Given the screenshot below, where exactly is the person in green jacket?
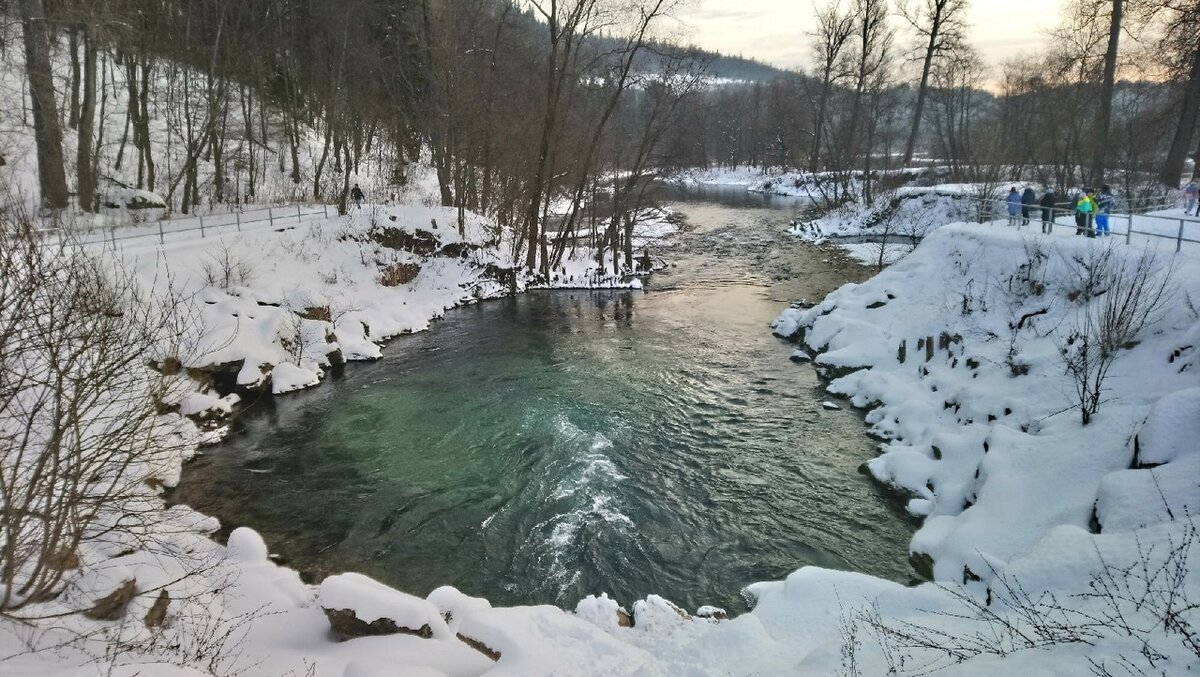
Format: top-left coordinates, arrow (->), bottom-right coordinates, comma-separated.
1074,188 -> 1096,237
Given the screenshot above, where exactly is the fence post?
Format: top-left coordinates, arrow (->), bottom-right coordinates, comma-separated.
110,226 -> 116,249
297,203 -> 302,223
236,211 -> 242,232
199,215 -> 205,238
324,204 -> 329,218
158,220 -> 164,244
1125,213 -> 1132,245
268,207 -> 275,228
1179,219 -> 1186,253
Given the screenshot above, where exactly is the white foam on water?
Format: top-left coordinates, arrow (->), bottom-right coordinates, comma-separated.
520,412 -> 638,601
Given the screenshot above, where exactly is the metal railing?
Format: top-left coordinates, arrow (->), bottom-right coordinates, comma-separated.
36,203 -> 337,250
958,196 -> 1199,253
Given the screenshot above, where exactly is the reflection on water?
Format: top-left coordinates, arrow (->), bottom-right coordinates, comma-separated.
171,190 -> 914,613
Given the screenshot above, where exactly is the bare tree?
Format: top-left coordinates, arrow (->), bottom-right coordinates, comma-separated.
0,219 -> 198,611
18,0 -> 69,209
900,0 -> 969,166
809,1 -> 856,172
1089,0 -> 1124,186
1059,246 -> 1174,425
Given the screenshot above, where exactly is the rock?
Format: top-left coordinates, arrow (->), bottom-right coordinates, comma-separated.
456,633 -> 501,661
789,349 -> 812,364
909,551 -> 935,580
822,401 -> 841,410
323,607 -> 435,640
379,262 -> 422,287
695,606 -> 727,621
616,609 -> 634,627
326,348 -> 346,367
84,579 -> 137,621
45,548 -> 80,571
438,241 -> 480,259
301,305 -> 332,322
319,573 -> 449,642
144,590 -> 170,629
156,357 -> 183,375
369,226 -> 439,255
101,188 -> 166,210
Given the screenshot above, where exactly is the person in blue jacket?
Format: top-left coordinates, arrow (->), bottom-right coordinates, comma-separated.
1095,185 -> 1115,237
1006,187 -> 1021,226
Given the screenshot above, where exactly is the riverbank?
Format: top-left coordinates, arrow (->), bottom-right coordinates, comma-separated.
4,199 -> 1197,676
774,223 -> 1200,672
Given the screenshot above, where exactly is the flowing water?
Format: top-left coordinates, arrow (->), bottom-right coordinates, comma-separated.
171,185 -> 916,613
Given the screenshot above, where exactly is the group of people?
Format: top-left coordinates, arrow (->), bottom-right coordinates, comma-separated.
1005,185 -> 1116,238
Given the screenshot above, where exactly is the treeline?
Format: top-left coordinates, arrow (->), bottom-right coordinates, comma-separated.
13,0 -> 716,275
655,0 -> 1198,202
8,0 -> 1198,274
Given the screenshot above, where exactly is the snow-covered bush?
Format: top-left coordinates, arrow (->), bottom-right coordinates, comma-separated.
1058,247 -> 1175,424
201,242 -> 256,291
0,219 -> 196,611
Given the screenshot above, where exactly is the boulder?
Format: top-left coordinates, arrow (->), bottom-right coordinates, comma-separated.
380,262 -> 422,287
369,226 -> 439,255
84,578 -> 137,621
144,589 -> 170,628
318,573 -> 449,641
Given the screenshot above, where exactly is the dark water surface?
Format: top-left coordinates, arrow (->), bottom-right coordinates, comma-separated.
172,186 -> 914,613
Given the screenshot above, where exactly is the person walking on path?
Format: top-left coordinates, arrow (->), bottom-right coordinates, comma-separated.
1074,188 -> 1096,236
1021,186 -> 1037,228
1095,185 -> 1115,237
1185,179 -> 1198,215
350,183 -> 365,209
1006,187 -> 1021,226
1039,188 -> 1057,234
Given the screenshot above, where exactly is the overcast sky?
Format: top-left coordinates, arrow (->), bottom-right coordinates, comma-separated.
672,0 -> 1065,73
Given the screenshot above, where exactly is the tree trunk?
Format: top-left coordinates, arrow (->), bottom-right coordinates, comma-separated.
137,59 -> 155,191
1159,41 -> 1200,187
903,8 -> 942,167
314,112 -> 333,201
20,0 -> 69,209
77,28 -> 98,213
68,26 -> 80,130
1089,0 -> 1123,186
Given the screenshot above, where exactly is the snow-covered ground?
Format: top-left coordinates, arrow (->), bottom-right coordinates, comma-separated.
6,197 -> 1198,675
773,223 -> 1200,672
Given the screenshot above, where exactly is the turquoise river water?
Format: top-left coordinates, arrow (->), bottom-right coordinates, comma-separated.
171,186 -> 915,614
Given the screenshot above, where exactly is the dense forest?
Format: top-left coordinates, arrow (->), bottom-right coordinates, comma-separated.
3,0 -> 1199,274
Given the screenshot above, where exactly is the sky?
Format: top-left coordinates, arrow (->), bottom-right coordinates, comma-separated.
673,0 -> 1066,74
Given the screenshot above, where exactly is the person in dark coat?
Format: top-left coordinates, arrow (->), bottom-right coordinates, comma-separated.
1039,188 -> 1057,235
1020,187 -> 1037,227
350,183 -> 365,209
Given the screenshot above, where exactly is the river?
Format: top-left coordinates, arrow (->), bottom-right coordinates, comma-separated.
170,184 -> 916,614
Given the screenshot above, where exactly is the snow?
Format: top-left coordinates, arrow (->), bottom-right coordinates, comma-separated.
6,206 -> 1200,677
319,573 -> 452,638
